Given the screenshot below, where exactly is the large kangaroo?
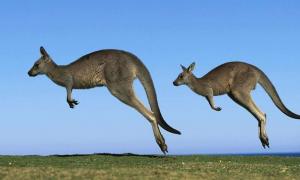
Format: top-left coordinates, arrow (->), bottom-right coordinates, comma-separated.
28,46 -> 181,153
173,61 -> 300,148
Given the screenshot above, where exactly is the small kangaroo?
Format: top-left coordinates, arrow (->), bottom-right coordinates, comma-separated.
173,61 -> 300,148
28,46 -> 181,153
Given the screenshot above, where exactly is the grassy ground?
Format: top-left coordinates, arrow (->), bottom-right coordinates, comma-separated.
0,154 -> 299,179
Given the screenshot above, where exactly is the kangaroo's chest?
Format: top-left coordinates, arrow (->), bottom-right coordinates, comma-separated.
203,76 -> 232,96
211,82 -> 230,96
72,63 -> 106,89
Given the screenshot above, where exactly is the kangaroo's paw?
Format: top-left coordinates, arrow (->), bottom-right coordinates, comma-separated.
73,100 -> 79,105
156,139 -> 168,154
68,100 -> 79,109
260,135 -> 270,149
159,143 -> 168,155
213,107 -> 222,111
68,103 -> 75,109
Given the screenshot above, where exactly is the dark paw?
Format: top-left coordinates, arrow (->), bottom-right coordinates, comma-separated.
260,136 -> 270,149
68,100 -> 79,109
157,140 -> 168,155
73,100 -> 79,105
160,144 -> 168,155
214,107 -> 222,111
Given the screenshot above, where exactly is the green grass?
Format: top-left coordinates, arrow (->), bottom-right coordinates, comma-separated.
0,154 -> 299,179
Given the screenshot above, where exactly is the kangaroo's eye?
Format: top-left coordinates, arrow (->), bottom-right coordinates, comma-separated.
34,63 -> 39,68
179,74 -> 184,79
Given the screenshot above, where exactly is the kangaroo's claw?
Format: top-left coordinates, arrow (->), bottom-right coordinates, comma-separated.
68,99 -> 79,109
69,103 -> 75,108
161,146 -> 168,155
73,100 -> 79,105
214,107 -> 222,111
260,135 -> 270,149
160,144 -> 168,155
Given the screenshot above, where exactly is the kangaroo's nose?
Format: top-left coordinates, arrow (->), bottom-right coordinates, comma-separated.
173,81 -> 178,86
28,71 -> 33,77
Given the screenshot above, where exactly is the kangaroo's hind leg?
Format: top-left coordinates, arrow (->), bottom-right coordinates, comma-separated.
229,71 -> 269,148
106,81 -> 168,154
229,90 -> 269,148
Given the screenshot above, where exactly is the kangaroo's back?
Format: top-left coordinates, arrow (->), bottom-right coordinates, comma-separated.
202,62 -> 255,81
67,49 -> 141,72
65,49 -> 143,89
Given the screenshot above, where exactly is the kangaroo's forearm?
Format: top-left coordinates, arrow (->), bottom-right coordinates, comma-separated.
66,86 -> 79,108
46,67 -> 80,108
66,87 -> 73,102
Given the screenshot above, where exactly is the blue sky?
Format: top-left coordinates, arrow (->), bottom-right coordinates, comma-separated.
0,0 -> 300,155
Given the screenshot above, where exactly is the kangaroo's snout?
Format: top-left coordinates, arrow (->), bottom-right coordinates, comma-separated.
173,81 -> 179,86
28,70 -> 36,77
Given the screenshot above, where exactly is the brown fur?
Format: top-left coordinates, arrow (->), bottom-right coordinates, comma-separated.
174,61 -> 300,148
28,47 -> 181,154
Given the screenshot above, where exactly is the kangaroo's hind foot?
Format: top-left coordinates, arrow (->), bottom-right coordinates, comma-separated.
260,133 -> 270,149
151,121 -> 168,154
259,114 -> 270,148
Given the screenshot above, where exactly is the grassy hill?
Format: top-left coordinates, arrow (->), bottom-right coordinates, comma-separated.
0,154 -> 299,179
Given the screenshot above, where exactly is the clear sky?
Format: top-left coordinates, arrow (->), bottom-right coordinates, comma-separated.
0,0 -> 300,155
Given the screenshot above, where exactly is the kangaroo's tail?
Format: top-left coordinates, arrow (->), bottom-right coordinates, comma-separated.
136,63 -> 181,135
257,68 -> 300,119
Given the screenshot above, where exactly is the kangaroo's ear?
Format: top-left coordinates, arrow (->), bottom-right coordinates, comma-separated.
187,62 -> 196,72
40,46 -> 49,57
180,64 -> 187,71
